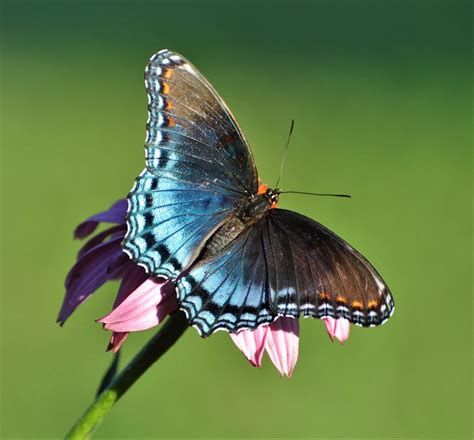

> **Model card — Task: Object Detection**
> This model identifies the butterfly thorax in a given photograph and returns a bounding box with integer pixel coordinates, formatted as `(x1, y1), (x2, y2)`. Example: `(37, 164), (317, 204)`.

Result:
(242, 188), (280, 218)
(200, 188), (280, 259)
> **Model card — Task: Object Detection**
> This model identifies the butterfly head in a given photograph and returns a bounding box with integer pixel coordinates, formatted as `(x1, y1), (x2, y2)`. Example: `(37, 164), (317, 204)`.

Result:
(257, 183), (280, 209)
(264, 187), (281, 208)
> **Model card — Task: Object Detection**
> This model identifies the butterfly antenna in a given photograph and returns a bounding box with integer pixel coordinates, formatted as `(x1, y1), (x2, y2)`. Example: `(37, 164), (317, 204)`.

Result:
(274, 119), (295, 189)
(280, 190), (351, 198)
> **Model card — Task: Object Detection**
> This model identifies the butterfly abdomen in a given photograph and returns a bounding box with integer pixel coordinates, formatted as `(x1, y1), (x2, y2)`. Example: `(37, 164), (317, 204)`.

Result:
(201, 216), (247, 259)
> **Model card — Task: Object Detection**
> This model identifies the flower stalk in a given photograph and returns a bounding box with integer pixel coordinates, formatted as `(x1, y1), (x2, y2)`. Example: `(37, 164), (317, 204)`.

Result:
(65, 312), (188, 439)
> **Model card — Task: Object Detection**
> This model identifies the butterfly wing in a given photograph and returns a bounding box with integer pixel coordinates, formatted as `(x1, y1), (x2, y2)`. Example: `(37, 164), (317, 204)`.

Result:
(264, 209), (394, 326)
(176, 222), (274, 336)
(144, 49), (257, 193)
(177, 209), (394, 336)
(123, 50), (258, 279)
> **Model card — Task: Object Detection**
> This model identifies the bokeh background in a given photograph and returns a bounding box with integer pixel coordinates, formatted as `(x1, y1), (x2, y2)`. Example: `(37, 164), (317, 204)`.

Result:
(1, 1), (471, 438)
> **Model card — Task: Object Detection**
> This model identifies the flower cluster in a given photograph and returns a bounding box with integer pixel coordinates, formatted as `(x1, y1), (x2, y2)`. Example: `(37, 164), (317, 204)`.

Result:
(58, 200), (350, 377)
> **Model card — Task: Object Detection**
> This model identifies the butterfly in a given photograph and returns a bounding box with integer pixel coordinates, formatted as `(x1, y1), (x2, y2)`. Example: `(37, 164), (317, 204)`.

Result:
(122, 49), (394, 337)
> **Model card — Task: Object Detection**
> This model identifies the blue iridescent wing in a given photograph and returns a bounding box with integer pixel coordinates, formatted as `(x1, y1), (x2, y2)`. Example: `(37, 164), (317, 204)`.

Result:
(123, 50), (258, 278)
(124, 170), (238, 278)
(176, 222), (274, 336)
(144, 49), (258, 193)
(177, 209), (394, 336)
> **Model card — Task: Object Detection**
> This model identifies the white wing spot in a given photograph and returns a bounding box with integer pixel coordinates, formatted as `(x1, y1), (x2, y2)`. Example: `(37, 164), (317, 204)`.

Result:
(374, 276), (385, 295)
(157, 113), (164, 127)
(156, 95), (164, 109)
(182, 63), (194, 73)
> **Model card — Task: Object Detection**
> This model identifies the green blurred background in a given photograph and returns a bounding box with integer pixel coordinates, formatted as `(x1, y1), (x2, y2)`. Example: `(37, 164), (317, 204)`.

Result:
(1, 0), (471, 438)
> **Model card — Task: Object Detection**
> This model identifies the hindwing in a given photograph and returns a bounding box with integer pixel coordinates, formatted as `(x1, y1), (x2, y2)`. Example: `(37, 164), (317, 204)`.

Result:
(177, 209), (394, 336)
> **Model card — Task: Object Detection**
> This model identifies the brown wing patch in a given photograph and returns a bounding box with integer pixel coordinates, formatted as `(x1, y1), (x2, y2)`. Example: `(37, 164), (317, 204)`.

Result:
(265, 209), (394, 327)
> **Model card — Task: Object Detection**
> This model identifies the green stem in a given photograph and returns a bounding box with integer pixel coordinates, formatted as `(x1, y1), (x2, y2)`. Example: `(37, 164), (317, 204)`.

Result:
(65, 312), (189, 439)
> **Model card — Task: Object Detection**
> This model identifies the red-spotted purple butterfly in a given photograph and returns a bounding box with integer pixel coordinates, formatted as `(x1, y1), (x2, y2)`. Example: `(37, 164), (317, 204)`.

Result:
(122, 49), (394, 337)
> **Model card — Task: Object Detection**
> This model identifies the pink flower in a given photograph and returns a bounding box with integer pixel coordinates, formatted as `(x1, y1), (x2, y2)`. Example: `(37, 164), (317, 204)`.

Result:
(57, 199), (178, 352)
(97, 278), (177, 352)
(231, 317), (300, 377)
(323, 317), (350, 344)
(230, 316), (350, 377)
(59, 200), (351, 375)
(58, 199), (132, 325)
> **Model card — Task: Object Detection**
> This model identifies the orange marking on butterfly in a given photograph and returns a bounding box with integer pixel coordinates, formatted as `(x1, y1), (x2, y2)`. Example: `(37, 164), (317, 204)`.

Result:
(161, 82), (170, 95)
(319, 292), (330, 301)
(257, 183), (268, 195)
(162, 68), (172, 79)
(165, 100), (174, 111)
(336, 295), (347, 304)
(167, 117), (176, 128)
(257, 182), (278, 207)
(352, 300), (363, 309)
(368, 300), (379, 309)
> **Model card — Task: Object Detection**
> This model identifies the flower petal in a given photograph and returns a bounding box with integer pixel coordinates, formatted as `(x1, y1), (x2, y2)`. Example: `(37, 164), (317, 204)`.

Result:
(77, 225), (126, 259)
(323, 317), (350, 344)
(107, 332), (129, 353)
(114, 264), (148, 307)
(97, 279), (177, 332)
(230, 326), (268, 367)
(58, 236), (128, 324)
(74, 199), (127, 239)
(102, 264), (150, 352)
(265, 317), (299, 378)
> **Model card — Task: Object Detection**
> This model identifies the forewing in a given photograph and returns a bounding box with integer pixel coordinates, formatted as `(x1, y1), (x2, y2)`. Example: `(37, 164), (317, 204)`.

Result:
(144, 49), (258, 194)
(266, 209), (394, 327)
(124, 49), (258, 278)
